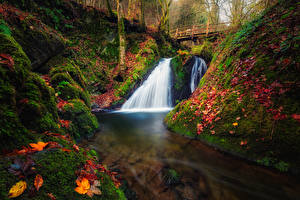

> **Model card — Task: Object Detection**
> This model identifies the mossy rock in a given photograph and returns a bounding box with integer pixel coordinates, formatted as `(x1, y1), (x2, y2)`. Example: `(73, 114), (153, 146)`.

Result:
(60, 99), (98, 139)
(18, 73), (59, 133)
(0, 149), (126, 200)
(191, 40), (213, 62)
(0, 105), (36, 152)
(50, 62), (87, 90)
(55, 80), (90, 108)
(0, 33), (31, 88)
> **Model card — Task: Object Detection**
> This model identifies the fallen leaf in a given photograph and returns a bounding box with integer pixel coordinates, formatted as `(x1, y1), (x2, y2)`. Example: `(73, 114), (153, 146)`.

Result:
(73, 144), (79, 152)
(34, 174), (43, 191)
(29, 142), (48, 151)
(47, 193), (56, 200)
(75, 178), (90, 194)
(8, 180), (27, 198)
(61, 148), (72, 153)
(291, 114), (300, 123)
(87, 180), (101, 197)
(0, 53), (14, 71)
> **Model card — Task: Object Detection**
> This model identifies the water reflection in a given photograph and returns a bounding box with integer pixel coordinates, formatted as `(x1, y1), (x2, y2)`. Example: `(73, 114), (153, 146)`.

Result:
(84, 112), (300, 200)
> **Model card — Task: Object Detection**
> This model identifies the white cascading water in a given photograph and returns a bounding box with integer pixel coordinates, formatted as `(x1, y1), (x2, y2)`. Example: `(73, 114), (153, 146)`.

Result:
(190, 57), (207, 93)
(121, 58), (172, 111)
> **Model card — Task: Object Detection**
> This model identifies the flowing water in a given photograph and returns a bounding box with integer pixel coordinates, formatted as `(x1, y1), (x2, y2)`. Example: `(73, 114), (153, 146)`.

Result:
(83, 58), (300, 199)
(83, 111), (300, 200)
(121, 58), (172, 111)
(190, 57), (207, 93)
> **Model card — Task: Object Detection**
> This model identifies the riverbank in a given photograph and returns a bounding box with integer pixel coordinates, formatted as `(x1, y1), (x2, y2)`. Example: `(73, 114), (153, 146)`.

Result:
(83, 111), (300, 200)
(165, 0), (300, 174)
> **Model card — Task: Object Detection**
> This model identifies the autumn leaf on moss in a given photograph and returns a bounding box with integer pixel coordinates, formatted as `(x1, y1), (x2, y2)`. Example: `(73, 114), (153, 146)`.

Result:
(29, 142), (48, 151)
(8, 181), (27, 198)
(75, 178), (90, 194)
(73, 144), (79, 152)
(0, 53), (14, 71)
(8, 157), (36, 178)
(34, 174), (43, 191)
(87, 180), (101, 197)
(47, 193), (56, 200)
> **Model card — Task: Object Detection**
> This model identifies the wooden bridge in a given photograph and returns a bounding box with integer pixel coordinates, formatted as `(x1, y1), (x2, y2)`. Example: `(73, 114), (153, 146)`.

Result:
(170, 22), (230, 41)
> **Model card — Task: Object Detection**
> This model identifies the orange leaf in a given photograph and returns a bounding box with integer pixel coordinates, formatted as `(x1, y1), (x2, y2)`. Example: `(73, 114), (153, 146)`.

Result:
(61, 148), (72, 153)
(29, 142), (48, 151)
(47, 193), (56, 200)
(75, 178), (90, 194)
(73, 144), (79, 152)
(34, 174), (43, 191)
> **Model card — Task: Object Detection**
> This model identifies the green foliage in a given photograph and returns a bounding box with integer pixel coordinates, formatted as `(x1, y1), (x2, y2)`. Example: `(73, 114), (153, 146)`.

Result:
(0, 20), (11, 36)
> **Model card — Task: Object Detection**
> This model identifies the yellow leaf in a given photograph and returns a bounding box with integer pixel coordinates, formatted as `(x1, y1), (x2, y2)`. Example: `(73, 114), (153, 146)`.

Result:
(8, 181), (27, 198)
(232, 122), (238, 127)
(29, 142), (48, 151)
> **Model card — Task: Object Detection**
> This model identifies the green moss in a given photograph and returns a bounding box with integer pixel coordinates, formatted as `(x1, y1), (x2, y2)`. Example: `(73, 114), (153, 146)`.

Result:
(191, 40), (213, 62)
(56, 81), (90, 107)
(0, 19), (11, 36)
(166, 0), (300, 172)
(0, 105), (36, 152)
(50, 61), (87, 90)
(60, 99), (98, 139)
(0, 33), (31, 88)
(18, 73), (59, 133)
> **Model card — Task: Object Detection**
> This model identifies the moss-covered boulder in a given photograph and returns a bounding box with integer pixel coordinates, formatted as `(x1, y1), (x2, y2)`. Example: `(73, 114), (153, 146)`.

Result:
(0, 3), (65, 71)
(59, 99), (98, 139)
(0, 33), (35, 151)
(18, 73), (59, 133)
(191, 40), (213, 63)
(165, 0), (300, 173)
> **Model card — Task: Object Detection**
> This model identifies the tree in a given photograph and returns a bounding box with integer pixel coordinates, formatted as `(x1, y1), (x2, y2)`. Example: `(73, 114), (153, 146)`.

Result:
(117, 0), (126, 72)
(158, 0), (173, 33)
(140, 0), (146, 28)
(106, 0), (114, 17)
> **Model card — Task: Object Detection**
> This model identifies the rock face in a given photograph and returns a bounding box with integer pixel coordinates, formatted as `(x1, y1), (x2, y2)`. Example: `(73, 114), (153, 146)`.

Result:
(14, 28), (65, 71)
(171, 56), (194, 105)
(165, 0), (300, 173)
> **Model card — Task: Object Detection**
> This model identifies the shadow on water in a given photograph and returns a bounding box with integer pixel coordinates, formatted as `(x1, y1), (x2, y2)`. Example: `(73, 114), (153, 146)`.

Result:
(83, 111), (300, 200)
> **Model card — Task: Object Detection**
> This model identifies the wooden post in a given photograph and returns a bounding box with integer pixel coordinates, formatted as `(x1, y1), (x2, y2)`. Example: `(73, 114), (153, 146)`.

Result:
(192, 25), (195, 39)
(206, 19), (210, 37)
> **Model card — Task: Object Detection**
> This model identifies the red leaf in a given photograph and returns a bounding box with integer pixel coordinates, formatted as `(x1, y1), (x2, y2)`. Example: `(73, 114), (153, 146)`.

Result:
(73, 144), (79, 152)
(0, 53), (14, 70)
(291, 114), (300, 123)
(47, 193), (56, 200)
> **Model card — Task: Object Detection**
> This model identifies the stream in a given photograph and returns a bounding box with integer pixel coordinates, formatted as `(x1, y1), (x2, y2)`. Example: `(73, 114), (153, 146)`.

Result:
(83, 111), (300, 200)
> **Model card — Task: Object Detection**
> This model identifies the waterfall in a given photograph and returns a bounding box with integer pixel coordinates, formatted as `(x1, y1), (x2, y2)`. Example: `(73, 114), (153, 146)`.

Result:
(190, 57), (207, 93)
(121, 58), (173, 111)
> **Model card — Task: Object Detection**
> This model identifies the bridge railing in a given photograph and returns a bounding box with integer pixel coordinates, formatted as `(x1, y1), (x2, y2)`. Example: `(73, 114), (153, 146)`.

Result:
(170, 22), (230, 39)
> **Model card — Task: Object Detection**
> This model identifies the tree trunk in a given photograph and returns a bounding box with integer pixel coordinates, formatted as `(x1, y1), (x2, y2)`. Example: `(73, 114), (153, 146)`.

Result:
(117, 0), (126, 72)
(140, 0), (146, 28)
(106, 0), (113, 17)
